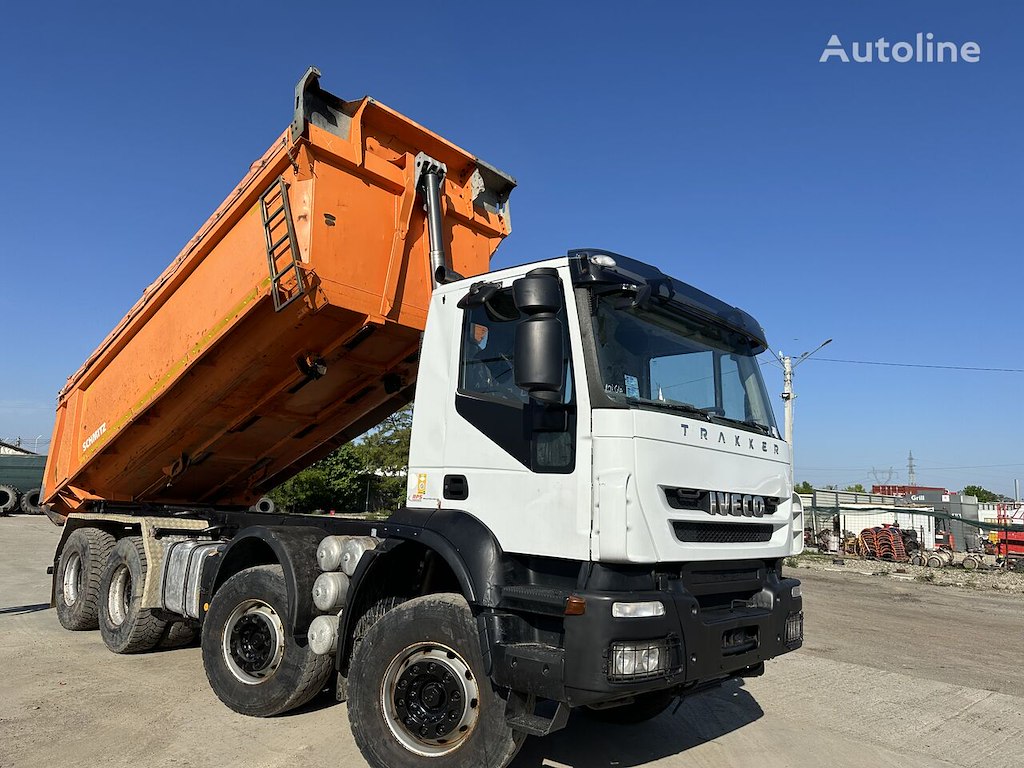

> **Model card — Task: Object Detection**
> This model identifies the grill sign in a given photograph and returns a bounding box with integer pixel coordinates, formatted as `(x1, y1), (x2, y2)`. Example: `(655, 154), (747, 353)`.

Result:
(707, 492), (768, 518)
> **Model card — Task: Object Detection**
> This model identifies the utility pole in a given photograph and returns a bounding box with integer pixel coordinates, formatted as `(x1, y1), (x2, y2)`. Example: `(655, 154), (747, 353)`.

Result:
(777, 338), (832, 452)
(780, 355), (794, 448)
(907, 451), (916, 489)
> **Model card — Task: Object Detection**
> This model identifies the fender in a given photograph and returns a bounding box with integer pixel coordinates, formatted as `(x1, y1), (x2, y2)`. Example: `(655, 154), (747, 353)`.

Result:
(206, 525), (327, 636)
(335, 508), (505, 674)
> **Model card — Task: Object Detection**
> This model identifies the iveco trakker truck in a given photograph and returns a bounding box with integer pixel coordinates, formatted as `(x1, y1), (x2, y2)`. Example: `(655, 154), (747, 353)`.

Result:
(43, 68), (804, 768)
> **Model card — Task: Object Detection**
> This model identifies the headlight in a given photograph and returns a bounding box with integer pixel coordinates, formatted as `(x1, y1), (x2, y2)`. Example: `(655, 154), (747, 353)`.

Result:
(611, 600), (665, 618)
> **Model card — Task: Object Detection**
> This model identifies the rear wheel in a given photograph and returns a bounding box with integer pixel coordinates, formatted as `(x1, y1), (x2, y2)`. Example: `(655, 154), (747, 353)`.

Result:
(348, 593), (530, 768)
(201, 565), (332, 716)
(99, 537), (168, 653)
(584, 691), (676, 724)
(55, 527), (116, 630)
(161, 621), (199, 648)
(926, 555), (944, 568)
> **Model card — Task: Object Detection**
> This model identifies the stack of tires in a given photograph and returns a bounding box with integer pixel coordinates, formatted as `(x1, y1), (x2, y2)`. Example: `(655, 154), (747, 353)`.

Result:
(0, 485), (44, 516)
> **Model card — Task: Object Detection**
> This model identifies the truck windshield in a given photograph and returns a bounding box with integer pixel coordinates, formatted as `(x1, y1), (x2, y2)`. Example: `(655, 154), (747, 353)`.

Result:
(590, 296), (779, 436)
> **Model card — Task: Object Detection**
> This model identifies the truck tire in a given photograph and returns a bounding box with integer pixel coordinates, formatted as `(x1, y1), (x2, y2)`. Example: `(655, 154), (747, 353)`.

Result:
(55, 527), (116, 630)
(348, 593), (527, 768)
(0, 484), (17, 515)
(583, 691), (676, 724)
(19, 488), (43, 514)
(202, 565), (332, 717)
(161, 621), (198, 648)
(98, 537), (168, 653)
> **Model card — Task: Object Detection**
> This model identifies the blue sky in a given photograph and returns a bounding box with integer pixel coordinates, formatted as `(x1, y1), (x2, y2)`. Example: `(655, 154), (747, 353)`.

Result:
(1, 2), (1020, 495)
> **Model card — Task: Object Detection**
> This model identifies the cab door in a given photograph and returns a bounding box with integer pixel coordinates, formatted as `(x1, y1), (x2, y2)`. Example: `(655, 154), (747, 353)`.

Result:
(440, 271), (592, 561)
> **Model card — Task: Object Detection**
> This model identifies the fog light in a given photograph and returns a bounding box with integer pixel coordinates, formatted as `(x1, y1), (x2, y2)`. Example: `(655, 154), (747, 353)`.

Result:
(785, 611), (804, 645)
(612, 600), (665, 618)
(608, 639), (677, 681)
(791, 584), (802, 599)
(611, 644), (661, 676)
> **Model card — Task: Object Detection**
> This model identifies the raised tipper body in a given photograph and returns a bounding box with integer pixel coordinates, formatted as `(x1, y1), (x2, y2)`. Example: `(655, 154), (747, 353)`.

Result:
(44, 68), (514, 513)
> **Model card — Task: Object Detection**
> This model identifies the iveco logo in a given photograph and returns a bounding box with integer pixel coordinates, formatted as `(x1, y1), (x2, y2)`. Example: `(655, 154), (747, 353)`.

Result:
(708, 492), (768, 518)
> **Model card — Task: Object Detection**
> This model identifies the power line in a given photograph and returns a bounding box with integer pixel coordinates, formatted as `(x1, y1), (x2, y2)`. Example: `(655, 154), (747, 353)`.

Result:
(802, 462), (1024, 471)
(808, 357), (1024, 373)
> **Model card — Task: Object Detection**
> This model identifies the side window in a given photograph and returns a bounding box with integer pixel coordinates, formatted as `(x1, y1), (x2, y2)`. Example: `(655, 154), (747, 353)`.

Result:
(459, 289), (527, 404)
(455, 284), (575, 473)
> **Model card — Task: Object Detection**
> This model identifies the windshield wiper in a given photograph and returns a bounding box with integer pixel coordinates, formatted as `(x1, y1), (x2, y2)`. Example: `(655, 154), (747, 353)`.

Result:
(712, 416), (775, 436)
(625, 397), (713, 421)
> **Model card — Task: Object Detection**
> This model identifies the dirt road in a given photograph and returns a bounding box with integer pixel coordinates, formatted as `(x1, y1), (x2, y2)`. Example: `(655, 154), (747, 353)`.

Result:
(2, 516), (1022, 768)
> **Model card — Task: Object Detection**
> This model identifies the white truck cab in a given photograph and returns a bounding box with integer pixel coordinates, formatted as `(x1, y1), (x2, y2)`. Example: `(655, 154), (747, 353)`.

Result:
(409, 249), (802, 566)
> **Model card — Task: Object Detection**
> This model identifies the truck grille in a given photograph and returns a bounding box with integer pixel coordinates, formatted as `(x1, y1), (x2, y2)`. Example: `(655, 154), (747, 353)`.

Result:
(673, 521), (774, 544)
(664, 487), (779, 515)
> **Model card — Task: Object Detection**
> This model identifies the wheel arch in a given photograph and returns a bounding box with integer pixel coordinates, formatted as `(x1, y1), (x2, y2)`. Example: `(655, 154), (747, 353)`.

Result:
(336, 509), (506, 676)
(206, 525), (327, 637)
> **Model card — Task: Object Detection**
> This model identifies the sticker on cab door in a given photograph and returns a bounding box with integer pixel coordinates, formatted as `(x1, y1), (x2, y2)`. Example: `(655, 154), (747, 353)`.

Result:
(410, 473), (428, 501)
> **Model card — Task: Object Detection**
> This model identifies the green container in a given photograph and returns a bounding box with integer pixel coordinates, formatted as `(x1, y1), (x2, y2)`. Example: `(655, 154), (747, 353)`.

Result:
(0, 454), (46, 493)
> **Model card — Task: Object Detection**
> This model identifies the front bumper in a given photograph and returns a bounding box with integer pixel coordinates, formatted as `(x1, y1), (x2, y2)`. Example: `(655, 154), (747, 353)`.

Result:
(491, 561), (802, 707)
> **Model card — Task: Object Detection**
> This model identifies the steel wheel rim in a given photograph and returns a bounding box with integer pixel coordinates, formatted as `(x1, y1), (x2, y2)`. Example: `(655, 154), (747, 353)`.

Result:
(381, 642), (481, 757)
(63, 551), (82, 605)
(106, 564), (131, 625)
(222, 599), (285, 685)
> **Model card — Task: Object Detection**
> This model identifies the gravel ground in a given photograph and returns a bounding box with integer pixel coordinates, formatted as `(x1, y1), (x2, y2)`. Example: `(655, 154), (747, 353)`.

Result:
(2, 516), (1024, 768)
(790, 551), (1024, 594)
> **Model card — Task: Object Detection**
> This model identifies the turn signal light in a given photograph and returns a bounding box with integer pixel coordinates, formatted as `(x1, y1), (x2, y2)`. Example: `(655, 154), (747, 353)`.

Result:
(564, 595), (587, 615)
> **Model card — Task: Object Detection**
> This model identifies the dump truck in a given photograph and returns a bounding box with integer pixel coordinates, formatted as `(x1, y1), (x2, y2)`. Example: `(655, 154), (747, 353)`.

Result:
(43, 68), (804, 768)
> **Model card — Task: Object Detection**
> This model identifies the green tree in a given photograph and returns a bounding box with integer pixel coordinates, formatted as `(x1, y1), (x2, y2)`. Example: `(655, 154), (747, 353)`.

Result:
(962, 485), (999, 503)
(794, 481), (814, 494)
(351, 406), (413, 513)
(270, 442), (365, 513)
(269, 405), (414, 514)
(843, 483), (866, 493)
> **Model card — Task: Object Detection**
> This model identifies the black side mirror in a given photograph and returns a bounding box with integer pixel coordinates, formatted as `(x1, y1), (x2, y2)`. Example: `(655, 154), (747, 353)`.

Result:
(512, 268), (564, 403)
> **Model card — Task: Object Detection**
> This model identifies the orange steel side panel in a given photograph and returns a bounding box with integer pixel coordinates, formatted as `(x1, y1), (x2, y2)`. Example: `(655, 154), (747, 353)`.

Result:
(44, 89), (512, 514)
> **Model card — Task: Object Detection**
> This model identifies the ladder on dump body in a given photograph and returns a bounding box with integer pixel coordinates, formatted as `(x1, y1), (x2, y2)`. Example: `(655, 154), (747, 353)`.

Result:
(259, 177), (306, 311)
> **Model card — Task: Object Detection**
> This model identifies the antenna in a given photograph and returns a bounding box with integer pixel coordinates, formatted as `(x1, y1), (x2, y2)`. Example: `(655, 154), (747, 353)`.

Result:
(907, 451), (917, 489)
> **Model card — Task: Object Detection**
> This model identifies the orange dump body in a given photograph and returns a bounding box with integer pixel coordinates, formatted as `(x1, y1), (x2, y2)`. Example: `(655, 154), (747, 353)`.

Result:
(44, 71), (514, 514)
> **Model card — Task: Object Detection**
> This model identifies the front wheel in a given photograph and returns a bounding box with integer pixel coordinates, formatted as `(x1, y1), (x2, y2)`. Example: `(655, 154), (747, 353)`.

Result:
(201, 565), (332, 717)
(348, 593), (528, 768)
